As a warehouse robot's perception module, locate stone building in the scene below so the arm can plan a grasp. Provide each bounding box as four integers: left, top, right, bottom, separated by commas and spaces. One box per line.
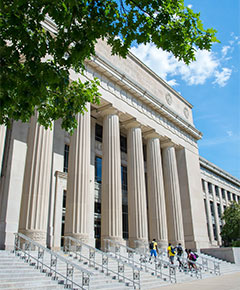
0, 20, 239, 252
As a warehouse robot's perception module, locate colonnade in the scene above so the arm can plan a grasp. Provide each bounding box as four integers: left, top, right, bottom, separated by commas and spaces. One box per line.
3, 106, 198, 249
202, 179, 239, 246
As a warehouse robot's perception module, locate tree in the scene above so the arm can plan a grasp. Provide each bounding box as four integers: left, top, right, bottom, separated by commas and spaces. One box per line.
221, 202, 240, 247
0, 0, 219, 133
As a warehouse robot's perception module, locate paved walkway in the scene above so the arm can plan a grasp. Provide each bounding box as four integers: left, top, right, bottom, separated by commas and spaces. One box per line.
147, 272, 240, 290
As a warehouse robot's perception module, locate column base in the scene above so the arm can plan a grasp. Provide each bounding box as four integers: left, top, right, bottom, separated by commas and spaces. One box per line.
19, 229, 47, 247
157, 239, 168, 249
128, 237, 148, 251
101, 236, 126, 252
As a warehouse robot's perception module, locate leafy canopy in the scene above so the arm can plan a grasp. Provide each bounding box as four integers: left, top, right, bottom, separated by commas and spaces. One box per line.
221, 202, 240, 246
0, 0, 219, 132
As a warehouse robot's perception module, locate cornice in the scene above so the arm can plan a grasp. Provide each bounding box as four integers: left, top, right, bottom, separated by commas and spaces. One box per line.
41, 16, 202, 141
200, 156, 240, 188
127, 52, 193, 109
87, 55, 202, 141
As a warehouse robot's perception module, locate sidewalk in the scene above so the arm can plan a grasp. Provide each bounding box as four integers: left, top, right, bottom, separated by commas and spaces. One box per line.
147, 272, 240, 290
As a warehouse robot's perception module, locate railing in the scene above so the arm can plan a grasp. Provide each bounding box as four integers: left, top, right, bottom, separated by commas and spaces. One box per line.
14, 233, 92, 290
104, 239, 177, 283
195, 253, 221, 275
64, 236, 141, 289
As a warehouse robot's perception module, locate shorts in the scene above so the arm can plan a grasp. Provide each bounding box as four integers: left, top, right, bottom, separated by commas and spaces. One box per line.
150, 249, 157, 257
169, 256, 174, 263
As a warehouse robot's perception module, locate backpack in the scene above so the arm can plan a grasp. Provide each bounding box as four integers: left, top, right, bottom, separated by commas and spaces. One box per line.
171, 246, 175, 255
177, 246, 183, 255
191, 253, 197, 261
149, 242, 154, 250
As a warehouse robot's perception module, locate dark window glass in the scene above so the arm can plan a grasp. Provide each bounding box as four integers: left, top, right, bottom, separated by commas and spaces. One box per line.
227, 191, 231, 201
94, 202, 101, 214
64, 144, 69, 173
95, 123, 103, 142
213, 224, 217, 241
217, 203, 221, 218
208, 182, 212, 193
121, 166, 128, 191
202, 179, 206, 192
143, 144, 147, 161
95, 157, 102, 183
221, 189, 225, 199
120, 135, 127, 153
122, 204, 129, 239
215, 186, 219, 197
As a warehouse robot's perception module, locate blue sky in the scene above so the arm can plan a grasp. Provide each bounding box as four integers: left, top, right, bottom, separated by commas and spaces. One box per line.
130, 0, 240, 179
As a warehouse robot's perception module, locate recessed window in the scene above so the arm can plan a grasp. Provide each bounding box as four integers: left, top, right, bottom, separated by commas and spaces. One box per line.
95, 123, 103, 142
63, 144, 69, 173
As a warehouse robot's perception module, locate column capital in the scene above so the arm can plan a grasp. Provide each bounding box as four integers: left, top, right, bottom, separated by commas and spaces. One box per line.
160, 139, 174, 149
143, 129, 160, 139
122, 118, 139, 129
97, 104, 119, 117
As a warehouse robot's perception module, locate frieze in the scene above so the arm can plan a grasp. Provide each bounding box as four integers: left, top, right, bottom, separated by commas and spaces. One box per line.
200, 169, 240, 193
165, 93, 173, 105
85, 65, 199, 148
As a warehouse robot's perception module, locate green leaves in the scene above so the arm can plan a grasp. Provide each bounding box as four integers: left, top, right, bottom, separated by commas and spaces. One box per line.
221, 202, 240, 246
0, 0, 219, 132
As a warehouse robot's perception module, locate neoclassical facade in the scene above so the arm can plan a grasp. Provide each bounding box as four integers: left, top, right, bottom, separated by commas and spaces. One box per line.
0, 25, 239, 251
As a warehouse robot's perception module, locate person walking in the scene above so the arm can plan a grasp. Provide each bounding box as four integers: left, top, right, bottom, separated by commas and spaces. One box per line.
176, 243, 184, 269
167, 243, 176, 265
149, 238, 158, 263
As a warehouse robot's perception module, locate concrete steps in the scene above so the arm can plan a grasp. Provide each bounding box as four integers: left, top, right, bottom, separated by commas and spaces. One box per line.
1, 248, 239, 290
0, 251, 64, 290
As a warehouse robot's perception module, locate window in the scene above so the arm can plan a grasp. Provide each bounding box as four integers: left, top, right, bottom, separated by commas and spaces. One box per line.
95, 157, 102, 183
121, 166, 128, 191
143, 144, 147, 161
221, 188, 225, 199
215, 186, 219, 197
227, 191, 231, 201
63, 144, 69, 173
208, 182, 213, 194
201, 179, 206, 192
122, 204, 129, 239
120, 135, 127, 153
217, 203, 221, 218
95, 123, 103, 142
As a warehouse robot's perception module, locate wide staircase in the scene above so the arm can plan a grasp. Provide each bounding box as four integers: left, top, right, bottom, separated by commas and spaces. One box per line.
1, 234, 239, 290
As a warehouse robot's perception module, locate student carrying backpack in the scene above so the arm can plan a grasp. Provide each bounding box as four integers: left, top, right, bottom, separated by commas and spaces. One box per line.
149, 239, 158, 263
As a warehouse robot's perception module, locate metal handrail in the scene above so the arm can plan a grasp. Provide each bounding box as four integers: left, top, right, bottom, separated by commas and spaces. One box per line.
104, 239, 177, 283
194, 253, 221, 275
64, 236, 141, 289
14, 233, 92, 290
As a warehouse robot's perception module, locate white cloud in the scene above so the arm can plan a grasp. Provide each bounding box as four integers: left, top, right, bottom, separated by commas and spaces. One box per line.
213, 68, 232, 87
221, 46, 231, 57
227, 130, 233, 137
167, 79, 178, 86
130, 42, 233, 87
187, 4, 193, 9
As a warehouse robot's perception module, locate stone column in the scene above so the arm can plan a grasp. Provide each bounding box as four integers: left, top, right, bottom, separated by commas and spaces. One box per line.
219, 189, 224, 220
162, 144, 184, 246
0, 125, 6, 174
101, 108, 123, 248
19, 115, 53, 246
211, 184, 221, 245
64, 104, 91, 243
127, 122, 148, 248
146, 134, 168, 248
204, 182, 214, 243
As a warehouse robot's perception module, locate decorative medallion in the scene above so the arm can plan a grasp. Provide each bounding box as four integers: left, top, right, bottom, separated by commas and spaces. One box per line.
165, 93, 172, 105
183, 107, 189, 119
